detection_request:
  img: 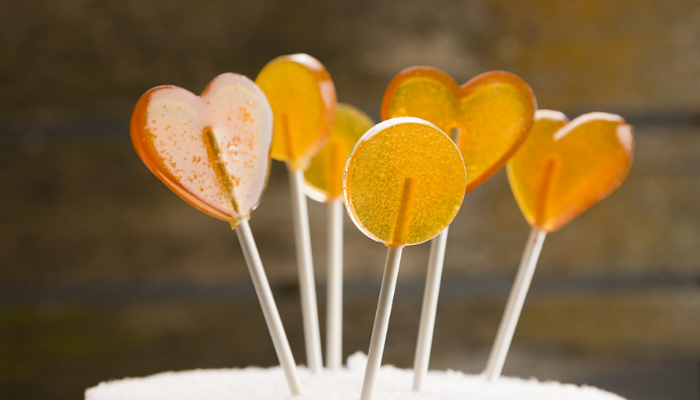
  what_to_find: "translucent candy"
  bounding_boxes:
[256,54,336,170]
[305,103,374,202]
[507,110,634,233]
[343,117,466,247]
[131,73,273,224]
[381,67,536,193]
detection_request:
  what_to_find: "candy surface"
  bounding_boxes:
[343,118,466,247]
[305,103,374,202]
[382,67,536,193]
[131,73,273,223]
[507,110,634,232]
[256,54,336,170]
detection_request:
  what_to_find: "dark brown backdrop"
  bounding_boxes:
[1,1,699,399]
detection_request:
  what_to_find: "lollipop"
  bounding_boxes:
[305,103,374,370]
[381,67,536,390]
[256,54,336,372]
[484,110,634,381]
[130,73,301,395]
[343,117,466,400]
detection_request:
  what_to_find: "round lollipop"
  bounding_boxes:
[130,73,301,395]
[304,103,374,370]
[343,117,466,400]
[381,66,536,390]
[305,103,373,202]
[256,54,336,372]
[484,110,634,381]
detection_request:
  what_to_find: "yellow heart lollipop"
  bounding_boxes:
[382,68,536,389]
[485,110,634,382]
[508,110,634,232]
[382,67,536,193]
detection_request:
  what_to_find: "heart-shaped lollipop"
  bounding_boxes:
[383,67,536,390]
[507,110,634,232]
[131,73,272,223]
[131,73,302,395]
[485,110,634,382]
[382,67,536,193]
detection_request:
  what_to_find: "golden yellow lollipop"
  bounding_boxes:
[381,68,537,389]
[255,54,337,373]
[485,110,634,382]
[508,111,634,232]
[302,103,373,369]
[344,118,466,246]
[382,67,536,193]
[305,103,374,202]
[344,117,465,400]
[256,53,336,170]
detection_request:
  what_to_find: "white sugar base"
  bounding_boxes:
[86,353,626,400]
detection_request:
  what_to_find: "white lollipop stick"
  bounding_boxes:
[361,176,417,400]
[412,226,449,390]
[484,227,546,381]
[361,246,403,400]
[412,127,461,391]
[235,219,303,396]
[288,167,324,372]
[326,198,344,370]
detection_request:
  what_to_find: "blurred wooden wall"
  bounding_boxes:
[1,1,699,400]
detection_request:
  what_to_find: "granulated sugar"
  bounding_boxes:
[86,353,625,400]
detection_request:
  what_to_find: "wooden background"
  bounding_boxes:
[1,1,699,399]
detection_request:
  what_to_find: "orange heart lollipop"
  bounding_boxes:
[484,110,634,383]
[382,67,536,193]
[507,110,634,232]
[130,73,302,395]
[131,73,272,224]
[256,53,336,170]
